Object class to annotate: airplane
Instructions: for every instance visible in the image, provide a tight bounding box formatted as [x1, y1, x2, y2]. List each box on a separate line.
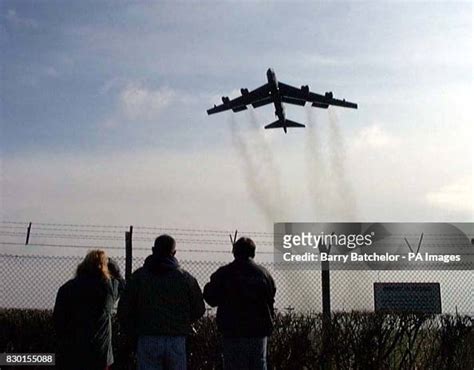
[207, 68, 357, 133]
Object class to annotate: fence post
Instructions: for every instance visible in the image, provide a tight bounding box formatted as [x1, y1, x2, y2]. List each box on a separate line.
[319, 241, 331, 370]
[125, 225, 133, 282]
[321, 262, 331, 318]
[25, 222, 32, 245]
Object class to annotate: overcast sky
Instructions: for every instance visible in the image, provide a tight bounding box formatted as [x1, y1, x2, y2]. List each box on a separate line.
[1, 1, 472, 234]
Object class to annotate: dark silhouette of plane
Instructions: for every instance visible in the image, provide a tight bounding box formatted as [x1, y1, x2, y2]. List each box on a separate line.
[207, 68, 357, 133]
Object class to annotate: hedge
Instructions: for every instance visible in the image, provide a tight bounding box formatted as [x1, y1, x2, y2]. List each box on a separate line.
[1, 308, 472, 369]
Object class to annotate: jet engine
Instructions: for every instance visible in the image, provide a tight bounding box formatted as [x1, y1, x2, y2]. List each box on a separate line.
[325, 92, 333, 99]
[222, 96, 230, 104]
[301, 85, 309, 95]
[240, 88, 249, 95]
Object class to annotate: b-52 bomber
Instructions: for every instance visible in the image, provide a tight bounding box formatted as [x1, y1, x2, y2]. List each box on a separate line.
[207, 68, 357, 133]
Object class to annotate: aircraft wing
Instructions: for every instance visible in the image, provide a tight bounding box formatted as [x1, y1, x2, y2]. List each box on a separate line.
[207, 83, 272, 115]
[278, 82, 358, 109]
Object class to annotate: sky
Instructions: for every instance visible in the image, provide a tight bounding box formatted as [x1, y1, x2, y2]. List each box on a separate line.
[1, 1, 473, 234]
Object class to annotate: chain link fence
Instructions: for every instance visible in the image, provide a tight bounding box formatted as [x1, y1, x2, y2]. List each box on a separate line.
[1, 253, 472, 314]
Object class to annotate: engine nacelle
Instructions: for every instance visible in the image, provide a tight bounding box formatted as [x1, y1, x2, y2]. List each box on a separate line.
[222, 96, 230, 104]
[300, 85, 309, 95]
[325, 92, 333, 99]
[240, 88, 249, 95]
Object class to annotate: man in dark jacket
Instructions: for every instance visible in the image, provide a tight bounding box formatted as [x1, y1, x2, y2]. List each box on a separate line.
[203, 237, 276, 370]
[118, 234, 205, 370]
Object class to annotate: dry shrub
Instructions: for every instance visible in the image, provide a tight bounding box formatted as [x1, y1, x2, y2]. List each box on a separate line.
[0, 308, 472, 370]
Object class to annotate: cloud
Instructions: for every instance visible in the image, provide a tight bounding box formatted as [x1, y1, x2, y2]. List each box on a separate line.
[3, 112, 473, 233]
[98, 77, 127, 96]
[102, 84, 177, 128]
[119, 84, 175, 121]
[337, 120, 473, 221]
[1, 148, 264, 230]
[426, 177, 473, 215]
[44, 66, 59, 78]
[352, 124, 400, 149]
[5, 9, 38, 29]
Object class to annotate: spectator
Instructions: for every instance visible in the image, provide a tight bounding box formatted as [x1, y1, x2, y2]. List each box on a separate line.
[203, 237, 276, 370]
[118, 234, 205, 370]
[108, 257, 126, 296]
[53, 249, 122, 370]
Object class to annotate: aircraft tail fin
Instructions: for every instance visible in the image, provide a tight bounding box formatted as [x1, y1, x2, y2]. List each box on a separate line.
[264, 119, 305, 131]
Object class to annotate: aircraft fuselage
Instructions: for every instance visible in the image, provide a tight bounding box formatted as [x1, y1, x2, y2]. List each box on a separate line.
[267, 68, 285, 122]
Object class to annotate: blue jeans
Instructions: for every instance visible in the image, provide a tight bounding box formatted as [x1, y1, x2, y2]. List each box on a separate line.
[137, 336, 186, 370]
[222, 337, 268, 370]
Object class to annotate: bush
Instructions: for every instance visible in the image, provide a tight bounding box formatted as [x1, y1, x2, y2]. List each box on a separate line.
[0, 308, 472, 369]
[0, 309, 56, 354]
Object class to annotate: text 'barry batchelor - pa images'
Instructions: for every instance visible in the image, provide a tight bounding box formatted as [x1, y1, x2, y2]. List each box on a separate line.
[273, 223, 474, 271]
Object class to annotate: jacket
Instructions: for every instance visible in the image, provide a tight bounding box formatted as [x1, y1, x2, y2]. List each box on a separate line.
[53, 274, 121, 370]
[203, 258, 276, 337]
[117, 254, 205, 337]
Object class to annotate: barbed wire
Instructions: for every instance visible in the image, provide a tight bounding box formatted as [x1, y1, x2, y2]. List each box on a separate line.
[1, 221, 472, 257]
[2, 221, 473, 238]
[0, 221, 275, 236]
[0, 241, 276, 254]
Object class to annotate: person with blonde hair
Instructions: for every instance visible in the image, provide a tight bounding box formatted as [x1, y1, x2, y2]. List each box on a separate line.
[53, 249, 123, 370]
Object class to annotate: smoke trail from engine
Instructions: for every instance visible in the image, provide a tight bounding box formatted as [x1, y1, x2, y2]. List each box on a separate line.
[229, 113, 282, 223]
[327, 109, 357, 220]
[248, 109, 283, 202]
[305, 107, 362, 307]
[326, 109, 363, 301]
[305, 106, 330, 220]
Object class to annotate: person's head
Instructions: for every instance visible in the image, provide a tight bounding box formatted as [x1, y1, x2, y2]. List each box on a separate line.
[232, 237, 256, 259]
[107, 258, 122, 280]
[76, 249, 110, 280]
[152, 234, 176, 257]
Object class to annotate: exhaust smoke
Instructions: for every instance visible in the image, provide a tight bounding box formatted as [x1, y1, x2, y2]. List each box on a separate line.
[327, 109, 357, 220]
[305, 106, 329, 220]
[229, 112, 283, 224]
[305, 107, 357, 220]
